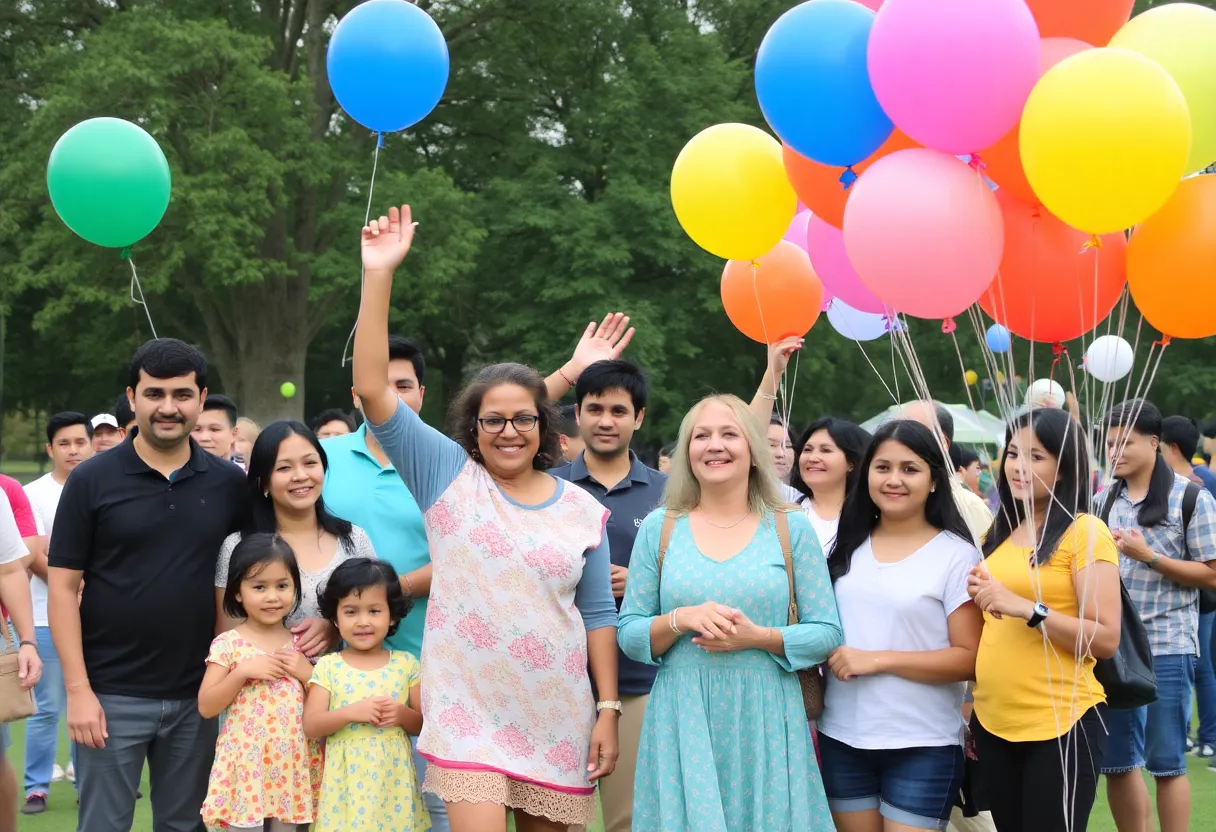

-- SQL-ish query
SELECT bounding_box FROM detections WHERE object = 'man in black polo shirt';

[48,339,247,832]
[550,359,666,832]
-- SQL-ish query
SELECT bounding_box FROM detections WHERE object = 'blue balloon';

[986,324,1012,353]
[755,0,893,167]
[327,0,449,133]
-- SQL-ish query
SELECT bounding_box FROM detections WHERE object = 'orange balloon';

[979,190,1127,343]
[783,130,918,229]
[1128,176,1216,339]
[721,241,823,343]
[1025,0,1133,46]
[981,38,1091,206]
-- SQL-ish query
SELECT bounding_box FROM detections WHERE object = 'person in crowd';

[216,421,376,656]
[309,408,356,440]
[1099,400,1216,832]
[618,393,840,831]
[657,443,675,475]
[20,411,94,813]
[1160,415,1216,758]
[114,393,136,434]
[557,403,586,463]
[817,419,982,832]
[305,558,428,832]
[1200,419,1216,465]
[748,337,804,480]
[233,416,261,471]
[0,493,42,832]
[192,393,240,462]
[89,413,124,454]
[949,444,984,499]
[768,416,796,481]
[967,408,1120,832]
[47,338,248,832]
[353,205,619,832]
[784,416,872,554]
[200,534,319,832]
[899,401,993,544]
[550,359,666,832]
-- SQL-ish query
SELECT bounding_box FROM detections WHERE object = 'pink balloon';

[783,209,812,250]
[843,148,1003,320]
[868,0,1040,154]
[806,216,887,314]
[855,0,884,9]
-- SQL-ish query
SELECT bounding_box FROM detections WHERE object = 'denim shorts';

[818,732,965,830]
[1102,652,1194,777]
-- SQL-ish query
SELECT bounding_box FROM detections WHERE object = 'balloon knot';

[967,154,987,173]
[839,167,858,189]
[376,132,384,149]
[1080,234,1102,254]
[941,317,957,334]
[119,247,131,260]
[1051,342,1066,357]
[1155,335,1172,347]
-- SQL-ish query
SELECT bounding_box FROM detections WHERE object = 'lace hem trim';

[423,765,597,826]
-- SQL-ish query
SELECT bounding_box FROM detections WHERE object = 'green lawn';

[0,461,42,487]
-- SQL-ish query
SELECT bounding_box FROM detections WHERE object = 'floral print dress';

[201,629,322,828]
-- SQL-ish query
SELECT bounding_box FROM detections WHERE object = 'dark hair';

[127,338,207,391]
[114,393,135,429]
[1162,416,1201,461]
[575,360,649,414]
[202,394,238,428]
[828,420,973,582]
[221,533,302,620]
[949,444,980,472]
[931,402,955,444]
[449,363,561,470]
[46,411,92,444]
[789,417,872,503]
[659,442,676,458]
[388,335,426,385]
[318,557,411,638]
[557,403,579,437]
[1201,419,1216,440]
[984,408,1091,564]
[1103,399,1174,528]
[309,408,356,435]
[244,420,354,546]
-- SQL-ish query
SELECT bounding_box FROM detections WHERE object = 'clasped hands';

[676,602,768,653]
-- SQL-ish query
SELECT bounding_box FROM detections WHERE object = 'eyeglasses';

[476,415,539,434]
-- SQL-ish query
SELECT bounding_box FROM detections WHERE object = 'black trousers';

[971,705,1107,832]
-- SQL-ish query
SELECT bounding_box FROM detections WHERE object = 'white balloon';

[1025,378,1065,408]
[1085,335,1134,383]
[826,298,892,342]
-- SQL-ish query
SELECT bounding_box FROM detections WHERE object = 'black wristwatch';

[1027,602,1049,629]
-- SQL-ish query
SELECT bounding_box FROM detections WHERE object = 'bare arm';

[304,684,377,740]
[747,337,803,426]
[392,684,424,736]
[1144,553,1216,590]
[544,314,636,401]
[198,661,249,719]
[28,536,49,580]
[352,216,407,428]
[401,563,432,599]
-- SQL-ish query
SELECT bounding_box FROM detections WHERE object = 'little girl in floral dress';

[199,534,321,831]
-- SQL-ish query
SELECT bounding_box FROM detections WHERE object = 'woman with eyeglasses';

[352,206,620,832]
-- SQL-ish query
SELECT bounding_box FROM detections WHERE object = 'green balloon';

[280,382,297,399]
[47,118,172,248]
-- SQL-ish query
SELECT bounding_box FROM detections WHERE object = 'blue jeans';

[1102,653,1195,777]
[413,744,449,832]
[1195,613,1216,745]
[23,626,77,796]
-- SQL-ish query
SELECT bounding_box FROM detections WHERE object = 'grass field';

[1,461,42,487]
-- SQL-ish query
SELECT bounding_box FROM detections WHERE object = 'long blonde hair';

[663,394,793,516]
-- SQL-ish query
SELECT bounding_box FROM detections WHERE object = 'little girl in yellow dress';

[199,534,321,831]
[304,557,429,832]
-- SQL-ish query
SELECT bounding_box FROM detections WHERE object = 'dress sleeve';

[0,495,27,566]
[617,510,666,666]
[943,537,981,617]
[206,632,233,667]
[2,481,37,539]
[309,655,335,692]
[215,533,241,588]
[574,523,616,631]
[402,652,421,688]
[1074,515,1119,571]
[351,526,378,560]
[772,511,843,672]
[366,400,469,511]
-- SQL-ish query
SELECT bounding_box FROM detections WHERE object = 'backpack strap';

[775,511,798,625]
[656,510,678,594]
[1181,481,1201,557]
[1098,484,1117,526]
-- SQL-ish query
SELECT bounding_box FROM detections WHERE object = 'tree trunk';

[213,318,309,427]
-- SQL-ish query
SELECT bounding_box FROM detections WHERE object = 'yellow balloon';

[1019,48,1191,235]
[965,369,978,386]
[671,123,796,261]
[1111,4,1216,175]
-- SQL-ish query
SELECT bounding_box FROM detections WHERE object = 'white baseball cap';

[91,413,119,430]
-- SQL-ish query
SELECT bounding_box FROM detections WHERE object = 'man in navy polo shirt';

[551,359,666,832]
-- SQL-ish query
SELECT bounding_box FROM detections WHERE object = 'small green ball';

[280,382,296,399]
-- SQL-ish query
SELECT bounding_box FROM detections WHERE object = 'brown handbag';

[657,509,825,720]
[0,622,35,723]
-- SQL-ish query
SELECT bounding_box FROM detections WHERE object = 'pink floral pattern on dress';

[492,725,536,759]
[544,739,581,774]
[563,647,586,677]
[428,501,460,536]
[426,602,447,630]
[508,634,554,671]
[469,522,513,558]
[523,545,573,579]
[437,704,481,738]
[455,611,497,649]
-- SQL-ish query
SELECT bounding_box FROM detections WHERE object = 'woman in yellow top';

[966,407,1122,832]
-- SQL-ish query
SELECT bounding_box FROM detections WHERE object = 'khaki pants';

[595,693,648,832]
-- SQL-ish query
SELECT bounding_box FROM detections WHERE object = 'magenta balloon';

[842,148,1003,320]
[868,0,1039,154]
[806,215,887,314]
[856,0,884,9]
[783,209,812,250]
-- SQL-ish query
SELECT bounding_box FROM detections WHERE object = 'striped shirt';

[1096,473,1216,656]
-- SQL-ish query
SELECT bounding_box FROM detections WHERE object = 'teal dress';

[618,509,842,832]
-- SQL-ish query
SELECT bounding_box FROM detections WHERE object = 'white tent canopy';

[860,403,1007,447]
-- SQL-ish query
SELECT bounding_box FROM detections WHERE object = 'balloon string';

[949,326,978,413]
[125,251,158,340]
[342,134,384,367]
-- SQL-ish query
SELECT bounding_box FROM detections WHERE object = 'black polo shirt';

[551,451,667,695]
[49,432,248,700]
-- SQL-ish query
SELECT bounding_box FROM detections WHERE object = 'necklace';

[697,507,751,529]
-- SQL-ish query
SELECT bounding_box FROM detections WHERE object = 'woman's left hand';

[826,646,880,681]
[291,617,334,658]
[967,566,1034,621]
[586,711,619,782]
[692,609,766,653]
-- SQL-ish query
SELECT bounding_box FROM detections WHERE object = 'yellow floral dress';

[201,630,322,828]
[309,650,430,832]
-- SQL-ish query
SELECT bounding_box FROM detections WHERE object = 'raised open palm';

[362,204,416,272]
[569,313,635,373]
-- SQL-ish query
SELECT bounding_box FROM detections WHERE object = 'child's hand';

[274,647,313,681]
[371,696,405,729]
[239,653,288,682]
[347,697,383,725]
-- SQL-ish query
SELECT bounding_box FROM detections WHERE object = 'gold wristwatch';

[596,700,623,714]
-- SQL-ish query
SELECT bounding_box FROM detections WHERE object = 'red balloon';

[1024,0,1133,46]
[721,241,823,343]
[979,191,1127,343]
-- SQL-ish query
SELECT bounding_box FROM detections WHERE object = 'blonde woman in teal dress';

[618,394,843,832]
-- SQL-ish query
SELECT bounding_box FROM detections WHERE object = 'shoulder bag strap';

[776,511,798,626]
[656,509,678,595]
[1181,481,1201,557]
